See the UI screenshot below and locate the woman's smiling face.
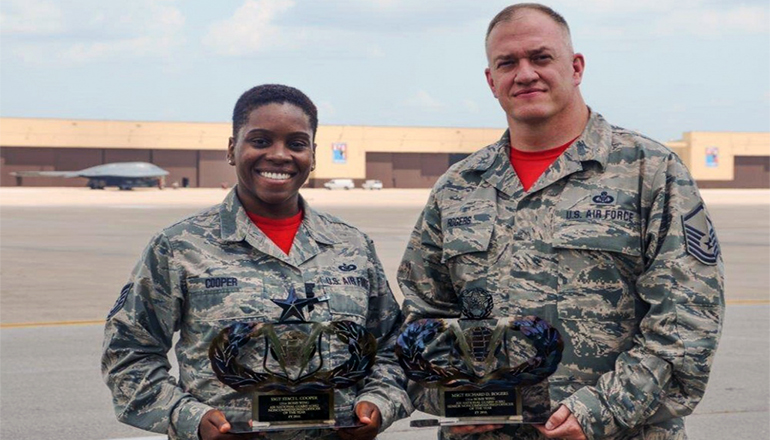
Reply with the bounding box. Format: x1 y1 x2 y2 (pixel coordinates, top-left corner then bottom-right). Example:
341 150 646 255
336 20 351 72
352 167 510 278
228 102 315 218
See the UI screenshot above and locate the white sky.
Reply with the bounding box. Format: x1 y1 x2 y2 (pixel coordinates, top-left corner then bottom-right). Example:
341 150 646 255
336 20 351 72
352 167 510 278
1 0 768 142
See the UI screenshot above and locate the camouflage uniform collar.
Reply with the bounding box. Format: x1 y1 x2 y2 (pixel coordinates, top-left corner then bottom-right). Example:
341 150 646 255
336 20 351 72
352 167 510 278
218 187 337 246
567 110 612 171
297 195 338 246
469 110 612 197
219 187 247 242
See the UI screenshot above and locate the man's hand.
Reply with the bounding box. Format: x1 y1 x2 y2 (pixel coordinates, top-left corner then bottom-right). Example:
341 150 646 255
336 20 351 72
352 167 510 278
337 401 382 440
199 409 259 440
534 405 586 440
448 424 503 435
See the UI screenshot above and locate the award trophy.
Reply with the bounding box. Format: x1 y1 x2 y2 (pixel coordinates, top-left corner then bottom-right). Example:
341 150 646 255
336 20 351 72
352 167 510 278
396 288 563 427
208 287 377 433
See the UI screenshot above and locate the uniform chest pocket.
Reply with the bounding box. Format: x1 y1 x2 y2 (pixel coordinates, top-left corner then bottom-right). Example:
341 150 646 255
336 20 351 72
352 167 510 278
185 276 266 324
440 198 499 291
440 222 500 294
440 198 496 264
552 221 642 323
318 271 371 325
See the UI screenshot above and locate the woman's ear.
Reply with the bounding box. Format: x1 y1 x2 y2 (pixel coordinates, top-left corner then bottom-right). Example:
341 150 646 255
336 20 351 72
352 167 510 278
227 137 236 165
311 143 317 171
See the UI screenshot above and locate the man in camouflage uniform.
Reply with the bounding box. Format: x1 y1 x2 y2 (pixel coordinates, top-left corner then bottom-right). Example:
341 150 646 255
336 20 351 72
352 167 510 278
398 4 724 440
102 85 411 440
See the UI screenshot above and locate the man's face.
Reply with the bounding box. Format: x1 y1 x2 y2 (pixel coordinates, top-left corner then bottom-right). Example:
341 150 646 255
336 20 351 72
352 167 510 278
227 102 315 218
485 10 584 126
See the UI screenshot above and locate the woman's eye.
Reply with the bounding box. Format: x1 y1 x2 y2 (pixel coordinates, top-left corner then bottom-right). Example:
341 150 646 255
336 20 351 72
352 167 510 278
250 138 270 147
289 141 309 150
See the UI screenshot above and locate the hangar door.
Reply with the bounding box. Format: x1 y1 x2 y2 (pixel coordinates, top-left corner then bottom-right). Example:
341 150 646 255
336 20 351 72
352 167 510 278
365 152 469 188
733 156 769 188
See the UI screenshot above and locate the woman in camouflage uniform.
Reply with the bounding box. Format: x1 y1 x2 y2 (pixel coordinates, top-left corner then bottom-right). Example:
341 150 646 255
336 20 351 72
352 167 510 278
102 84 411 440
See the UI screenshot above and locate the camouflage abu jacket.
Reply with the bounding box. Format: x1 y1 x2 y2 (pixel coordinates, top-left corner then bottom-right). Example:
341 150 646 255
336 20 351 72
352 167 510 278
102 188 411 440
398 111 724 440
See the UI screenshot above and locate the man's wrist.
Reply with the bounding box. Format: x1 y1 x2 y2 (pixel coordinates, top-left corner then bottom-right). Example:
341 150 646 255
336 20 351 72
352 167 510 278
561 388 606 440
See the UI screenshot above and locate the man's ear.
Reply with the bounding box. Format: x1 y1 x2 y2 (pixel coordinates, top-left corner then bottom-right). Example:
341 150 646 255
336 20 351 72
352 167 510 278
485 67 499 98
572 53 585 86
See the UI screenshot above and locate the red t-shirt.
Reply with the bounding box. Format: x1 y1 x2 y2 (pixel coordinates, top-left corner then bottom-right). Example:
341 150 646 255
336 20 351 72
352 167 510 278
246 210 303 255
510 136 579 191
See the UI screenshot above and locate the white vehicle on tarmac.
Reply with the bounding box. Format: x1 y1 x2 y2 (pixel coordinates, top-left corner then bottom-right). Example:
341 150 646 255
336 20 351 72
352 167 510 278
323 178 355 190
361 179 383 190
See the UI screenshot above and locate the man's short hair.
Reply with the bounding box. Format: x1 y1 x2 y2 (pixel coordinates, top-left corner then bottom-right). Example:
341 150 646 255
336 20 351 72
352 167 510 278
232 84 318 139
485 3 571 43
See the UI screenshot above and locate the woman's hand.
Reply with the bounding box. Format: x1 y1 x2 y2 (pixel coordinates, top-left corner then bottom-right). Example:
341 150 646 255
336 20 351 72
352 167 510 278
337 401 382 440
199 409 263 440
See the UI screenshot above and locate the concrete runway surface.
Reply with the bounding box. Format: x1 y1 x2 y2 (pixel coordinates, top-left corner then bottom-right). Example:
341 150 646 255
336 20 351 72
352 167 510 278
1 188 768 439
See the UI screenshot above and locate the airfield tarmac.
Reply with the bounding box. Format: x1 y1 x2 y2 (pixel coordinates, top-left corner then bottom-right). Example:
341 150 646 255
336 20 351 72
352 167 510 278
0 187 768 439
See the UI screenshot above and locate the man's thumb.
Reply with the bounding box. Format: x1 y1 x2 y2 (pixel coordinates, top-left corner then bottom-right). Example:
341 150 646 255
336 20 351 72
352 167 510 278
545 405 570 430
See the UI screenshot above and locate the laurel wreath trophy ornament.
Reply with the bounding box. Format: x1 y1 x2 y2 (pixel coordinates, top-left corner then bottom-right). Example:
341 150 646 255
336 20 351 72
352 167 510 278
208 287 377 433
396 288 563 427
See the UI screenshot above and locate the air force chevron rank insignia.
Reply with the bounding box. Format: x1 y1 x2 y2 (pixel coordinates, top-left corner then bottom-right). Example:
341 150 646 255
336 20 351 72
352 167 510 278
682 203 720 265
107 282 133 319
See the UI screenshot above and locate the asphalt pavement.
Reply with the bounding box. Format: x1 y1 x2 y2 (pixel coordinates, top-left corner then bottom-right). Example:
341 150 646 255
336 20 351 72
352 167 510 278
0 188 767 439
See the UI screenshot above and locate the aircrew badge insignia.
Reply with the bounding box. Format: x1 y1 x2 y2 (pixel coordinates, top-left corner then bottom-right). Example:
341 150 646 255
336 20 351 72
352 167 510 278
682 203 720 265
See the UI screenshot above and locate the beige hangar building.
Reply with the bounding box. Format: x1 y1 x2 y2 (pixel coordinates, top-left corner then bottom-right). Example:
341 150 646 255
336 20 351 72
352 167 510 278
1 117 768 189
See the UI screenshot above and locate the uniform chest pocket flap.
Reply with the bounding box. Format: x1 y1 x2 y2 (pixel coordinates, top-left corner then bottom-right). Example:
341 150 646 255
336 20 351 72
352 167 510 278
440 200 496 263
323 284 369 324
185 276 265 323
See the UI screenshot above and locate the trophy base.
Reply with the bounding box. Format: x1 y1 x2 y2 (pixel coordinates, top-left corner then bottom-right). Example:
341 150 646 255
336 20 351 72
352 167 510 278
229 420 364 434
410 416 524 428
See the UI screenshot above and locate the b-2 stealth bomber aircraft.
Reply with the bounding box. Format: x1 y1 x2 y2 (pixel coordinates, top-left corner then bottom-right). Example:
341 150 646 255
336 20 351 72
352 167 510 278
10 162 169 190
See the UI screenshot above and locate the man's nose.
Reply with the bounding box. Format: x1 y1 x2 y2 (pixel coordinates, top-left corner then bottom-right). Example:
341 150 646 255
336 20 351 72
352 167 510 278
515 61 539 84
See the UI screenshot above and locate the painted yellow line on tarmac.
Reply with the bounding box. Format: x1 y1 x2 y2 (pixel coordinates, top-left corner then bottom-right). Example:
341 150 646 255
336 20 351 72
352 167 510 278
0 319 105 329
726 299 770 305
2 299 768 329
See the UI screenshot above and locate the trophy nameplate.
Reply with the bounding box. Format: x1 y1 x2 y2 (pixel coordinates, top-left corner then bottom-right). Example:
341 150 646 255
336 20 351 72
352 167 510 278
208 287 377 433
396 288 563 427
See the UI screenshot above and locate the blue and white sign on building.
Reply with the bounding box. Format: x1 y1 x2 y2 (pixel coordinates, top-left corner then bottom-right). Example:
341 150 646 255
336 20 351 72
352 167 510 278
332 142 347 164
705 147 719 168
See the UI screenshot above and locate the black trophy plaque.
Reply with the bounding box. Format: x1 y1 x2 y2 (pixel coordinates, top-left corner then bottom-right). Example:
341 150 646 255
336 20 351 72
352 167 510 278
395 288 563 427
208 287 377 433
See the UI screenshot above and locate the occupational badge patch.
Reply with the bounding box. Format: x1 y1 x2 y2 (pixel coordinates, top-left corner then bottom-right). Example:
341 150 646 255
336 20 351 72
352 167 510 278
682 203 720 265
591 190 618 205
107 282 133 319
